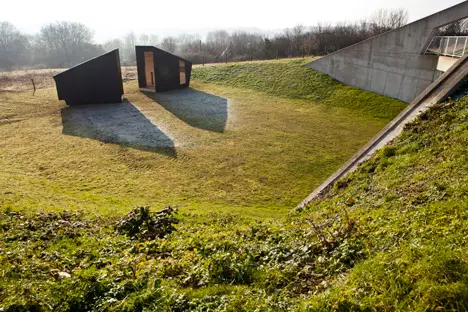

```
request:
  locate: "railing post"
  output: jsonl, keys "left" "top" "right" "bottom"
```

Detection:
{"left": 438, "top": 37, "right": 442, "bottom": 56}
{"left": 444, "top": 37, "right": 450, "bottom": 57}
{"left": 463, "top": 37, "right": 467, "bottom": 57}
{"left": 425, "top": 36, "right": 468, "bottom": 58}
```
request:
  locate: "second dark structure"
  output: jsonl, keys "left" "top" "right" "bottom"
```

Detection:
{"left": 135, "top": 46, "right": 192, "bottom": 93}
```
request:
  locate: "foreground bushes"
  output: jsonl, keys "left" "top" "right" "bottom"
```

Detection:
{"left": 114, "top": 206, "right": 178, "bottom": 240}
{"left": 0, "top": 206, "right": 362, "bottom": 311}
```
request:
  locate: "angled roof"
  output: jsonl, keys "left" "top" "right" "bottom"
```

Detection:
{"left": 54, "top": 49, "right": 120, "bottom": 78}
{"left": 135, "top": 46, "right": 192, "bottom": 64}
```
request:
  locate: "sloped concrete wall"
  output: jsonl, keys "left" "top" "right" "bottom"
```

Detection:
{"left": 306, "top": 2, "right": 468, "bottom": 103}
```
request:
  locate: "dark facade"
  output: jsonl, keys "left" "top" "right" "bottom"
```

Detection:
{"left": 135, "top": 46, "right": 192, "bottom": 93}
{"left": 53, "top": 49, "right": 124, "bottom": 105}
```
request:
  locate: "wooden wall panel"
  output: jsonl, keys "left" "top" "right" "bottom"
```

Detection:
{"left": 144, "top": 51, "right": 155, "bottom": 87}
{"left": 179, "top": 60, "right": 186, "bottom": 84}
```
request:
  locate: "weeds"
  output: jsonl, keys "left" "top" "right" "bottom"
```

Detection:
{"left": 114, "top": 206, "right": 178, "bottom": 240}
{"left": 0, "top": 206, "right": 362, "bottom": 311}
{"left": 0, "top": 67, "right": 137, "bottom": 92}
{"left": 0, "top": 69, "right": 61, "bottom": 92}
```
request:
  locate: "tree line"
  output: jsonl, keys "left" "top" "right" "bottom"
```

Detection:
{"left": 6, "top": 8, "right": 456, "bottom": 71}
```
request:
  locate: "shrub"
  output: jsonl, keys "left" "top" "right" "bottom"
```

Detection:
{"left": 114, "top": 206, "right": 178, "bottom": 240}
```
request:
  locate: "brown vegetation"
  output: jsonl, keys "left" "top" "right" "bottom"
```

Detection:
{"left": 0, "top": 69, "right": 62, "bottom": 92}
{"left": 0, "top": 67, "right": 137, "bottom": 93}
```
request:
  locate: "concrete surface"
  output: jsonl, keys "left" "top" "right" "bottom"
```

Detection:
{"left": 437, "top": 56, "right": 458, "bottom": 72}
{"left": 306, "top": 2, "right": 468, "bottom": 103}
{"left": 296, "top": 55, "right": 468, "bottom": 210}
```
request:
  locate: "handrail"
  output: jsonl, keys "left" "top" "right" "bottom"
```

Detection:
{"left": 424, "top": 36, "right": 468, "bottom": 58}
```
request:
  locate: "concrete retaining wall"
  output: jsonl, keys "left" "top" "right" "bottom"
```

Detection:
{"left": 306, "top": 2, "right": 468, "bottom": 103}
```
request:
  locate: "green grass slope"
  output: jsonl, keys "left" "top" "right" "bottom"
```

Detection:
{"left": 301, "top": 95, "right": 468, "bottom": 310}
{"left": 1, "top": 94, "right": 466, "bottom": 311}
{"left": 193, "top": 59, "right": 406, "bottom": 119}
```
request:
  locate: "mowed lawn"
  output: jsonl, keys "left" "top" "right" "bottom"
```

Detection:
{"left": 0, "top": 60, "right": 404, "bottom": 217}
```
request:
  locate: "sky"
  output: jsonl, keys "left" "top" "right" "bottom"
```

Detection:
{"left": 0, "top": 0, "right": 465, "bottom": 42}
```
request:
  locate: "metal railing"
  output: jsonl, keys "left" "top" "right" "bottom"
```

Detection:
{"left": 425, "top": 36, "right": 468, "bottom": 58}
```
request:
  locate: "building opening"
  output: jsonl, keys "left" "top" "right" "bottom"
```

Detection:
{"left": 144, "top": 51, "right": 155, "bottom": 88}
{"left": 179, "top": 60, "right": 186, "bottom": 85}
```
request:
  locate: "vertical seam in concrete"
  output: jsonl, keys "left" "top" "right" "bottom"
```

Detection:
{"left": 397, "top": 59, "right": 408, "bottom": 100}
{"left": 382, "top": 70, "right": 390, "bottom": 96}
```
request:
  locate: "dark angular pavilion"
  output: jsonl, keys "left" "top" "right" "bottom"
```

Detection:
{"left": 135, "top": 46, "right": 192, "bottom": 93}
{"left": 53, "top": 49, "right": 124, "bottom": 105}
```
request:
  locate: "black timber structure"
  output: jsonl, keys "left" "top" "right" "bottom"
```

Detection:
{"left": 53, "top": 49, "right": 124, "bottom": 105}
{"left": 135, "top": 46, "right": 192, "bottom": 93}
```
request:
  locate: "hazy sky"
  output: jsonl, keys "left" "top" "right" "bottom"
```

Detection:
{"left": 1, "top": 0, "right": 465, "bottom": 42}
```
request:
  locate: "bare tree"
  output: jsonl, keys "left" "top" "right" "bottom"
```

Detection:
{"left": 292, "top": 25, "right": 306, "bottom": 57}
{"left": 103, "top": 38, "right": 124, "bottom": 52}
{"left": 177, "top": 33, "right": 201, "bottom": 53}
{"left": 439, "top": 18, "right": 468, "bottom": 36}
{"left": 388, "top": 9, "right": 409, "bottom": 29}
{"left": 228, "top": 31, "right": 263, "bottom": 61}
{"left": 206, "top": 30, "right": 230, "bottom": 59}
{"left": 139, "top": 34, "right": 150, "bottom": 45}
{"left": 370, "top": 8, "right": 408, "bottom": 33}
{"left": 102, "top": 32, "right": 159, "bottom": 65}
{"left": 161, "top": 36, "right": 177, "bottom": 53}
{"left": 176, "top": 33, "right": 203, "bottom": 61}
{"left": 122, "top": 32, "right": 137, "bottom": 64}
{"left": 149, "top": 34, "right": 159, "bottom": 46}
{"left": 0, "top": 22, "right": 29, "bottom": 70}
{"left": 38, "top": 21, "right": 97, "bottom": 67}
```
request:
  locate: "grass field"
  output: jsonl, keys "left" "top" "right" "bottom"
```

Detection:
{"left": 0, "top": 59, "right": 405, "bottom": 218}
{"left": 4, "top": 59, "right": 465, "bottom": 311}
{"left": 1, "top": 81, "right": 466, "bottom": 310}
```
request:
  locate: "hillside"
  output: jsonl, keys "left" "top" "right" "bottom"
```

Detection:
{"left": 1, "top": 88, "right": 466, "bottom": 310}
{"left": 193, "top": 58, "right": 405, "bottom": 120}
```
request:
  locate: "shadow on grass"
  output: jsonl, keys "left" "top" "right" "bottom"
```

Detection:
{"left": 61, "top": 100, "right": 176, "bottom": 157}
{"left": 143, "top": 88, "right": 228, "bottom": 133}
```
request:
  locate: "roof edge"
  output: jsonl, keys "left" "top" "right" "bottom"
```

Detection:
{"left": 135, "top": 45, "right": 192, "bottom": 64}
{"left": 53, "top": 49, "right": 120, "bottom": 78}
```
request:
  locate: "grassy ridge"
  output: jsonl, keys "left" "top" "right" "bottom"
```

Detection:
{"left": 193, "top": 59, "right": 406, "bottom": 119}
{"left": 1, "top": 94, "right": 466, "bottom": 310}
